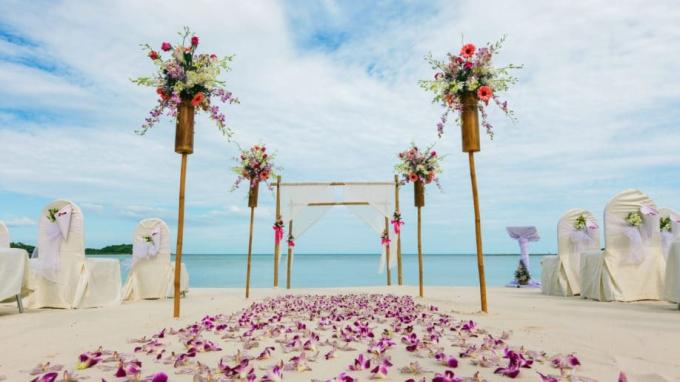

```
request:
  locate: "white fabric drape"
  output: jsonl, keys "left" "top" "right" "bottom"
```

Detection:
{"left": 32, "top": 204, "right": 73, "bottom": 282}
{"left": 0, "top": 221, "right": 9, "bottom": 248}
{"left": 579, "top": 189, "right": 666, "bottom": 302}
{"left": 344, "top": 185, "right": 396, "bottom": 273}
{"left": 557, "top": 214, "right": 599, "bottom": 284}
{"left": 606, "top": 204, "right": 659, "bottom": 265}
{"left": 659, "top": 208, "right": 680, "bottom": 260}
{"left": 131, "top": 226, "right": 161, "bottom": 267}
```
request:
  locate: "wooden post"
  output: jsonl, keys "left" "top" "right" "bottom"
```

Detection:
{"left": 384, "top": 217, "right": 391, "bottom": 286}
{"left": 273, "top": 176, "right": 281, "bottom": 287}
{"left": 245, "top": 205, "right": 255, "bottom": 299}
{"left": 394, "top": 175, "right": 403, "bottom": 286}
{"left": 417, "top": 206, "right": 423, "bottom": 298}
{"left": 173, "top": 153, "right": 188, "bottom": 318}
{"left": 469, "top": 152, "right": 488, "bottom": 313}
{"left": 286, "top": 220, "right": 293, "bottom": 289}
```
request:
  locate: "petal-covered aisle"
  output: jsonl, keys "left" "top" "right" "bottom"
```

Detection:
{"left": 22, "top": 294, "right": 599, "bottom": 382}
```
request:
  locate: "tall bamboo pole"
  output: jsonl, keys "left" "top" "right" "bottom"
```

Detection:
{"left": 173, "top": 153, "right": 188, "bottom": 318}
{"left": 384, "top": 217, "right": 391, "bottom": 286}
{"left": 394, "top": 175, "right": 403, "bottom": 285}
{"left": 245, "top": 204, "right": 255, "bottom": 299}
{"left": 468, "top": 152, "right": 488, "bottom": 312}
{"left": 417, "top": 206, "right": 423, "bottom": 298}
{"left": 273, "top": 176, "right": 282, "bottom": 287}
{"left": 286, "top": 220, "right": 294, "bottom": 289}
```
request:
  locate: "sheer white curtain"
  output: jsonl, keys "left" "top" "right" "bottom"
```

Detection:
{"left": 279, "top": 185, "right": 335, "bottom": 267}
{"left": 557, "top": 214, "right": 599, "bottom": 278}
{"left": 344, "top": 185, "right": 396, "bottom": 273}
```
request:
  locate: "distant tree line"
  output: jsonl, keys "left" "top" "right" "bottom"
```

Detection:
{"left": 10, "top": 242, "right": 132, "bottom": 255}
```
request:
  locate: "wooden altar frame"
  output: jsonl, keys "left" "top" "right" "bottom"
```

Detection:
{"left": 272, "top": 178, "right": 403, "bottom": 288}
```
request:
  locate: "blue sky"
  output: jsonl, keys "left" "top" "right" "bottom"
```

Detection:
{"left": 1, "top": 1, "right": 679, "bottom": 255}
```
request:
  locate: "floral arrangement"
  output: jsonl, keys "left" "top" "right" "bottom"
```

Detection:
{"left": 661, "top": 216, "right": 672, "bottom": 232}
{"left": 395, "top": 143, "right": 443, "bottom": 187}
{"left": 514, "top": 260, "right": 531, "bottom": 286}
{"left": 391, "top": 212, "right": 404, "bottom": 235}
{"left": 419, "top": 36, "right": 521, "bottom": 138}
{"left": 625, "top": 211, "right": 643, "bottom": 227}
{"left": 573, "top": 215, "right": 587, "bottom": 231}
{"left": 46, "top": 208, "right": 59, "bottom": 223}
{"left": 231, "top": 144, "right": 278, "bottom": 190}
{"left": 132, "top": 27, "right": 239, "bottom": 136}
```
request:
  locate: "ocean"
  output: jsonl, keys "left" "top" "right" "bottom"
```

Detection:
{"left": 95, "top": 253, "right": 545, "bottom": 288}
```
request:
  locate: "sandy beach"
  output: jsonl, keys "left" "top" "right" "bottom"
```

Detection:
{"left": 1, "top": 287, "right": 678, "bottom": 381}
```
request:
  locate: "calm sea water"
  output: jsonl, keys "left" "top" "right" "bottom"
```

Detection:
{"left": 94, "top": 253, "right": 545, "bottom": 288}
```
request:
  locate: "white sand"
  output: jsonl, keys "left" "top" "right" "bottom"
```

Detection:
{"left": 0, "top": 286, "right": 678, "bottom": 381}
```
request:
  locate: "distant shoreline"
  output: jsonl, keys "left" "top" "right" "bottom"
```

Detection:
{"left": 90, "top": 252, "right": 554, "bottom": 256}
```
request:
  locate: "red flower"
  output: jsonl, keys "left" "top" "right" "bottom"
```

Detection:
{"left": 161, "top": 42, "right": 172, "bottom": 51}
{"left": 148, "top": 50, "right": 159, "bottom": 60}
{"left": 156, "top": 87, "right": 169, "bottom": 101}
{"left": 260, "top": 171, "right": 270, "bottom": 180}
{"left": 408, "top": 173, "right": 418, "bottom": 183}
{"left": 477, "top": 85, "right": 493, "bottom": 104}
{"left": 191, "top": 35, "right": 199, "bottom": 47}
{"left": 460, "top": 43, "right": 476, "bottom": 58}
{"left": 464, "top": 61, "right": 473, "bottom": 70}
{"left": 191, "top": 92, "right": 205, "bottom": 106}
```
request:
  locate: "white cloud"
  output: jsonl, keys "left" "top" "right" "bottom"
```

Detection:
{"left": 0, "top": 0, "right": 679, "bottom": 253}
{"left": 3, "top": 216, "right": 36, "bottom": 227}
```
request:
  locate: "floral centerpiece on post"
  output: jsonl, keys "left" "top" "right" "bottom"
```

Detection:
{"left": 132, "top": 26, "right": 239, "bottom": 137}
{"left": 395, "top": 143, "right": 443, "bottom": 189}
{"left": 574, "top": 215, "right": 588, "bottom": 231}
{"left": 46, "top": 208, "right": 59, "bottom": 223}
{"left": 231, "top": 144, "right": 278, "bottom": 191}
{"left": 419, "top": 36, "right": 521, "bottom": 139}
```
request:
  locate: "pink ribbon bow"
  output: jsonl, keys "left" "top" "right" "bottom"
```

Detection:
{"left": 391, "top": 219, "right": 404, "bottom": 235}
{"left": 381, "top": 236, "right": 391, "bottom": 246}
{"left": 273, "top": 225, "right": 284, "bottom": 245}
{"left": 287, "top": 237, "right": 295, "bottom": 248}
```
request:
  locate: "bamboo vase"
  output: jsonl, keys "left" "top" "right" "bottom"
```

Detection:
{"left": 414, "top": 180, "right": 425, "bottom": 207}
{"left": 175, "top": 100, "right": 195, "bottom": 154}
{"left": 461, "top": 91, "right": 480, "bottom": 153}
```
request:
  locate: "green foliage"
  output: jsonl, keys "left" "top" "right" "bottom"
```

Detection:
{"left": 10, "top": 242, "right": 35, "bottom": 253}
{"left": 86, "top": 244, "right": 132, "bottom": 255}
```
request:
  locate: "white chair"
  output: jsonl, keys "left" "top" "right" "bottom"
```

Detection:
{"left": 665, "top": 242, "right": 680, "bottom": 305}
{"left": 659, "top": 208, "right": 680, "bottom": 260}
{"left": 580, "top": 189, "right": 666, "bottom": 302}
{"left": 122, "top": 218, "right": 188, "bottom": 301}
{"left": 0, "top": 248, "right": 30, "bottom": 312}
{"left": 0, "top": 220, "right": 9, "bottom": 248}
{"left": 542, "top": 209, "right": 600, "bottom": 296}
{"left": 26, "top": 200, "right": 121, "bottom": 309}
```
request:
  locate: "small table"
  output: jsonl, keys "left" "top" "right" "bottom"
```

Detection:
{"left": 0, "top": 248, "right": 31, "bottom": 312}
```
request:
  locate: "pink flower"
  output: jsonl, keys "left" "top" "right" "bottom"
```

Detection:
{"left": 148, "top": 50, "right": 159, "bottom": 60}
{"left": 408, "top": 173, "right": 418, "bottom": 183}
{"left": 161, "top": 42, "right": 172, "bottom": 51}
{"left": 477, "top": 85, "right": 493, "bottom": 104}
{"left": 434, "top": 72, "right": 443, "bottom": 80}
{"left": 460, "top": 43, "right": 476, "bottom": 58}
{"left": 464, "top": 61, "right": 473, "bottom": 70}
{"left": 191, "top": 35, "right": 199, "bottom": 46}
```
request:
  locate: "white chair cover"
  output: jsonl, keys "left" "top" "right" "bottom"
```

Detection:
{"left": 664, "top": 241, "right": 680, "bottom": 303}
{"left": 541, "top": 209, "right": 600, "bottom": 296}
{"left": 659, "top": 208, "right": 680, "bottom": 260}
{"left": 579, "top": 189, "right": 666, "bottom": 301}
{"left": 506, "top": 226, "right": 540, "bottom": 287}
{"left": 26, "top": 200, "right": 121, "bottom": 309}
{"left": 122, "top": 218, "right": 188, "bottom": 301}
{"left": 0, "top": 221, "right": 9, "bottom": 248}
{"left": 0, "top": 248, "right": 31, "bottom": 303}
